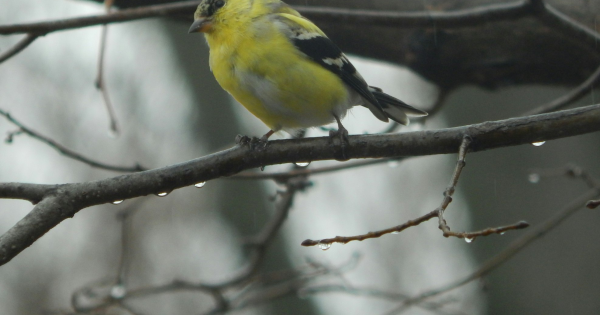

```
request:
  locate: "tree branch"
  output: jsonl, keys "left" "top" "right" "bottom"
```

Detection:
{"left": 383, "top": 164, "right": 600, "bottom": 313}
{"left": 0, "top": 109, "right": 145, "bottom": 172}
{"left": 301, "top": 210, "right": 439, "bottom": 247}
{"left": 523, "top": 63, "right": 600, "bottom": 116}
{"left": 0, "top": 33, "right": 38, "bottom": 63}
{"left": 383, "top": 187, "right": 600, "bottom": 314}
{"left": 1, "top": 104, "right": 600, "bottom": 266}
{"left": 0, "top": 182, "right": 55, "bottom": 204}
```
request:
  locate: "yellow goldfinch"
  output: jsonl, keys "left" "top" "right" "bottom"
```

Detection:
{"left": 188, "top": 0, "right": 427, "bottom": 143}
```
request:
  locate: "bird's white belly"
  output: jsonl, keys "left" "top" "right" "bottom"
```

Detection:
{"left": 236, "top": 69, "right": 355, "bottom": 131}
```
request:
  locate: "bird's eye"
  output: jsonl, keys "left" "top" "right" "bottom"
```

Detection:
{"left": 214, "top": 0, "right": 225, "bottom": 8}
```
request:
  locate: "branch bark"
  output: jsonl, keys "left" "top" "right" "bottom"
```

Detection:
{"left": 1, "top": 104, "right": 600, "bottom": 266}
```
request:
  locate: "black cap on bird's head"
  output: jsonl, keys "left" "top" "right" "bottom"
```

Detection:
{"left": 188, "top": 0, "right": 226, "bottom": 33}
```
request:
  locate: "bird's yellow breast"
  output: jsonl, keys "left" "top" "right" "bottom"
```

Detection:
{"left": 205, "top": 17, "right": 349, "bottom": 131}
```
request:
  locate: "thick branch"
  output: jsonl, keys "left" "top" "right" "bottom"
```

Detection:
{"left": 1, "top": 104, "right": 600, "bottom": 266}
{"left": 0, "top": 1, "right": 537, "bottom": 35}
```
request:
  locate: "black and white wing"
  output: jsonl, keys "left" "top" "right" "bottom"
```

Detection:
{"left": 274, "top": 12, "right": 427, "bottom": 125}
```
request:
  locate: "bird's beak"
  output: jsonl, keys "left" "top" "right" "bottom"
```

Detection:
{"left": 188, "top": 17, "right": 212, "bottom": 33}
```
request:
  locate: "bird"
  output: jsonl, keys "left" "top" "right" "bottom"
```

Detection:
{"left": 188, "top": 0, "right": 427, "bottom": 148}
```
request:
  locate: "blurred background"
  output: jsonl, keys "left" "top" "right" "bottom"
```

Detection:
{"left": 0, "top": 0, "right": 599, "bottom": 314}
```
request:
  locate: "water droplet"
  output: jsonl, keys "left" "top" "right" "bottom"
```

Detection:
{"left": 295, "top": 162, "right": 310, "bottom": 167}
{"left": 318, "top": 242, "right": 331, "bottom": 251}
{"left": 465, "top": 237, "right": 474, "bottom": 243}
{"left": 391, "top": 231, "right": 400, "bottom": 234}
{"left": 112, "top": 200, "right": 124, "bottom": 205}
{"left": 194, "top": 182, "right": 206, "bottom": 188}
{"left": 156, "top": 192, "right": 169, "bottom": 197}
{"left": 388, "top": 160, "right": 399, "bottom": 168}
{"left": 110, "top": 284, "right": 126, "bottom": 299}
{"left": 531, "top": 141, "right": 546, "bottom": 147}
{"left": 528, "top": 173, "right": 540, "bottom": 184}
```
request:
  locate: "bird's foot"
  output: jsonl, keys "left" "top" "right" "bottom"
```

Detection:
{"left": 235, "top": 134, "right": 269, "bottom": 150}
{"left": 235, "top": 134, "right": 252, "bottom": 146}
{"left": 329, "top": 127, "right": 350, "bottom": 161}
{"left": 235, "top": 130, "right": 274, "bottom": 151}
{"left": 329, "top": 114, "right": 350, "bottom": 161}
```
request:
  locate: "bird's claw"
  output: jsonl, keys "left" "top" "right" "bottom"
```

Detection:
{"left": 235, "top": 134, "right": 269, "bottom": 151}
{"left": 329, "top": 128, "right": 350, "bottom": 161}
{"left": 235, "top": 134, "right": 251, "bottom": 145}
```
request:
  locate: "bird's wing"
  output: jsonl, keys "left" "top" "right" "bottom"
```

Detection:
{"left": 273, "top": 12, "right": 389, "bottom": 122}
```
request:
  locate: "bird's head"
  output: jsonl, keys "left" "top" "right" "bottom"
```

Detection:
{"left": 188, "top": 0, "right": 254, "bottom": 34}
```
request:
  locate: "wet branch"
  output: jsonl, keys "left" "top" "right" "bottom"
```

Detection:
{"left": 301, "top": 210, "right": 439, "bottom": 247}
{"left": 1, "top": 104, "right": 600, "bottom": 267}
{"left": 301, "top": 136, "right": 530, "bottom": 248}
{"left": 381, "top": 165, "right": 600, "bottom": 314}
{"left": 436, "top": 136, "right": 530, "bottom": 241}
{"left": 384, "top": 187, "right": 600, "bottom": 314}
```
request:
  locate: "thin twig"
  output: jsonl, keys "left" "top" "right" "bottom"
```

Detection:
{"left": 95, "top": 0, "right": 119, "bottom": 134}
{"left": 383, "top": 187, "right": 600, "bottom": 315}
{"left": 534, "top": 0, "right": 600, "bottom": 47}
{"left": 218, "top": 175, "right": 310, "bottom": 289}
{"left": 0, "top": 33, "right": 38, "bottom": 63}
{"left": 386, "top": 189, "right": 600, "bottom": 315}
{"left": 229, "top": 255, "right": 464, "bottom": 315}
{"left": 422, "top": 88, "right": 450, "bottom": 120}
{"left": 123, "top": 279, "right": 217, "bottom": 299}
{"left": 529, "top": 163, "right": 600, "bottom": 189}
{"left": 301, "top": 136, "right": 528, "bottom": 247}
{"left": 435, "top": 136, "right": 530, "bottom": 241}
{"left": 232, "top": 157, "right": 404, "bottom": 181}
{"left": 300, "top": 285, "right": 466, "bottom": 315}
{"left": 522, "top": 64, "right": 600, "bottom": 116}
{"left": 301, "top": 210, "right": 438, "bottom": 247}
{"left": 225, "top": 255, "right": 357, "bottom": 313}
{"left": 436, "top": 136, "right": 472, "bottom": 237}
{"left": 0, "top": 108, "right": 145, "bottom": 172}
{"left": 114, "top": 199, "right": 145, "bottom": 287}
{"left": 96, "top": 24, "right": 119, "bottom": 135}
{"left": 74, "top": 174, "right": 310, "bottom": 315}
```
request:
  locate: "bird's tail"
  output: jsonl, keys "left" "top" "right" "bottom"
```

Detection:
{"left": 368, "top": 86, "right": 428, "bottom": 125}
